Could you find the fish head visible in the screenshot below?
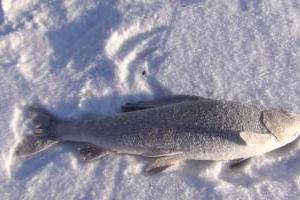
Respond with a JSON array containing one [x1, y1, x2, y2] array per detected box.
[[262, 109, 300, 143]]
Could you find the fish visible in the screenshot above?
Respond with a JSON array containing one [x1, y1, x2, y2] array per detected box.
[[14, 95, 300, 173]]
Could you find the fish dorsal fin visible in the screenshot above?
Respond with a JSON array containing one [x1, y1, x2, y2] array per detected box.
[[239, 131, 271, 146], [121, 95, 205, 112]]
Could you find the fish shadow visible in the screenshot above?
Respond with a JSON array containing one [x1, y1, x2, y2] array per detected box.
[[46, 1, 121, 81], [218, 137, 300, 187], [43, 0, 172, 116], [181, 160, 216, 174], [258, 137, 300, 179], [177, 160, 223, 199]]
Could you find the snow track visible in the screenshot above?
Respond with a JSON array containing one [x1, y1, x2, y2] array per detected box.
[[0, 0, 300, 199]]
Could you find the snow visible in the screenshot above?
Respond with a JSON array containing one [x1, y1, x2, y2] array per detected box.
[[1, 0, 300, 199]]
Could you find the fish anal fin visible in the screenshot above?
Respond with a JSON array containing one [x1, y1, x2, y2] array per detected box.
[[144, 156, 182, 174], [122, 95, 203, 112], [239, 131, 271, 146], [79, 144, 111, 162], [15, 135, 59, 157]]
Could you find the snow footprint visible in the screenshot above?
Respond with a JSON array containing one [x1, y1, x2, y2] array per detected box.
[[105, 23, 169, 92]]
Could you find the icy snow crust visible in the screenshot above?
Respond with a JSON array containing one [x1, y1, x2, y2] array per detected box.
[[0, 0, 300, 199]]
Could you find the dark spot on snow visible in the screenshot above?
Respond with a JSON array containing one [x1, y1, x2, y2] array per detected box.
[[142, 70, 146, 76], [239, 0, 262, 14], [25, 13, 34, 21], [180, 0, 206, 7], [239, 0, 249, 11]]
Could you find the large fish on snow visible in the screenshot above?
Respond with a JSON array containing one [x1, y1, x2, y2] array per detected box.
[[15, 95, 300, 173]]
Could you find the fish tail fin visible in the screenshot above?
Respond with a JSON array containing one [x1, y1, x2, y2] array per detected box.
[[14, 135, 59, 157], [27, 105, 57, 136], [14, 106, 60, 157]]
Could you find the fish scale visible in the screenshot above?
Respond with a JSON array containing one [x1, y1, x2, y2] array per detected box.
[[15, 96, 300, 172]]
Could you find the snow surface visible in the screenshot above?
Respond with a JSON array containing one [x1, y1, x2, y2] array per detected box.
[[1, 0, 300, 199]]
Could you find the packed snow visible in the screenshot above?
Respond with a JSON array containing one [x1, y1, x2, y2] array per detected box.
[[0, 0, 300, 199]]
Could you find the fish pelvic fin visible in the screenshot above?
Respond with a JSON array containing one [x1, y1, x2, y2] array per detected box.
[[229, 158, 251, 169], [78, 143, 111, 162], [144, 155, 182, 175]]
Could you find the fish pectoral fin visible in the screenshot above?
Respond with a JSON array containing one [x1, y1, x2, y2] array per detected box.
[[229, 158, 251, 169], [78, 144, 111, 162], [144, 156, 182, 174], [122, 95, 203, 112], [239, 131, 271, 146]]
